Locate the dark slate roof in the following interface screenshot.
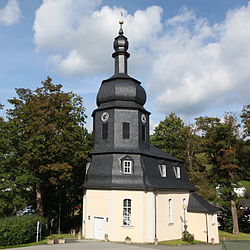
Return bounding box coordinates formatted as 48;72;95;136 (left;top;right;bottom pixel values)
92;143;180;162
187;192;219;213
96;76;146;109
147;144;181;162
239;199;250;208
84;148;196;191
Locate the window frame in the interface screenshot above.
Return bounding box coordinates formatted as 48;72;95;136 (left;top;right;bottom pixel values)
122;160;133;174
159;164;167;177
173;166;181;179
142;125;146;142
122;122;130;139
168;198;173;224
102;123;108;139
123;199;132;226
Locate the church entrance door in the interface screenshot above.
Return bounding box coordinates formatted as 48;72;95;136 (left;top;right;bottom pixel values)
94;217;104;240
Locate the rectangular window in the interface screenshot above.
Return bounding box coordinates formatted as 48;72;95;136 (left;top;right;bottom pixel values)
123;122;130;139
168;199;173;224
102;123;108;139
123;160;132;174
211;214;216;225
183;198;187;224
142;125;146;142
159;164;167;177
123;199;131;225
173;166;181;178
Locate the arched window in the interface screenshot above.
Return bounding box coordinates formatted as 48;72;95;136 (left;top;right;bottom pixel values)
168;199;173;224
123;199;131;225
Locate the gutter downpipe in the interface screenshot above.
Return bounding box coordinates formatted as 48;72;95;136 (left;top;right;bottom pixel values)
205;213;209;243
154;191;158;244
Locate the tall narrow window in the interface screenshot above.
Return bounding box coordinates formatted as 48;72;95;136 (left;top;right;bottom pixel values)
168;199;173;224
183;198;187;224
102;123;108;139
123;122;130;139
142;125;146;142
123;199;131;225
211;214;216;225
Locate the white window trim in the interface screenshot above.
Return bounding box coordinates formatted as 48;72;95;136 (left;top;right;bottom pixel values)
123;160;132;174
159;164;167;177
211;214;216;225
173;166;181;178
168;199;173;224
122;199;132;226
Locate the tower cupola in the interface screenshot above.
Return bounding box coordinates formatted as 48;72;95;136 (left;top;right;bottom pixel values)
96;21;147;110
112;21;130;75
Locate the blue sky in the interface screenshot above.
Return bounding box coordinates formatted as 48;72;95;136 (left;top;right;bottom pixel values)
0;0;250;132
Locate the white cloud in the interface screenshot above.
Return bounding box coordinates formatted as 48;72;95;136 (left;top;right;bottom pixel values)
33;0;250;118
33;0;162;76
148;2;250;116
0;0;21;26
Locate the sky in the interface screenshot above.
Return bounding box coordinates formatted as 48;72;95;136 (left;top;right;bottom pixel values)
0;0;250;132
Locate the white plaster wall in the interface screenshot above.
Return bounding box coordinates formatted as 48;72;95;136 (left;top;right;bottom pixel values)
83;189;219;244
187;212;219;243
156;191;189;241
84;189;147;243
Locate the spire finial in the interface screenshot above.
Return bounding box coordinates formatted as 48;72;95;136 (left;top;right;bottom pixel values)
119;12;124;35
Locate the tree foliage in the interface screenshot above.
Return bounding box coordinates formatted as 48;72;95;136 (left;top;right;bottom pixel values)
195;113;240;234
151;112;185;158
240;104;250;138
3;77;92;229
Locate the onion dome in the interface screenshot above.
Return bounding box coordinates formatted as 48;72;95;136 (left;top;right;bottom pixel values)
96;21;147;110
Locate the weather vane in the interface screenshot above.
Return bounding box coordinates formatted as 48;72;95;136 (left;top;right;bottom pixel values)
119;11;124;27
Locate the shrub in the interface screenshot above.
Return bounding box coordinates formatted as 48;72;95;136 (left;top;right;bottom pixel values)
0;215;47;246
182;232;194;243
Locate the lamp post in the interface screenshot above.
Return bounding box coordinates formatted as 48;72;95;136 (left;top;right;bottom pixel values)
183;204;188;234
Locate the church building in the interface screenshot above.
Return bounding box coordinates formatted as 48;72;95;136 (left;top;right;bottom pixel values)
82;22;219;244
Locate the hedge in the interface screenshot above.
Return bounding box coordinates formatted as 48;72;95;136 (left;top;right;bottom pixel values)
0;215;47;246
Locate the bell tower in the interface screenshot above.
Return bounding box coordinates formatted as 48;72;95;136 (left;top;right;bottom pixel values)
92;21;150;157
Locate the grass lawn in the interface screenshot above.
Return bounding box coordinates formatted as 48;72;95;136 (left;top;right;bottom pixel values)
219;230;250;240
159;239;204;246
0;240;47;249
0;234;77;249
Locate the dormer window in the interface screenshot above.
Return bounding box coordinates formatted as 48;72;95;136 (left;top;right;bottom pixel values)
159;164;167;177
123;160;132;174
121;156;133;174
173;166;181;179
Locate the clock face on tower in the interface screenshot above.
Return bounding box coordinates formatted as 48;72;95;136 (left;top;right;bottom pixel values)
101;112;109;122
141;114;146;123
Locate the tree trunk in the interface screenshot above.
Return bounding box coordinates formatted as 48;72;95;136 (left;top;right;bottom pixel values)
36;183;44;216
231;199;239;235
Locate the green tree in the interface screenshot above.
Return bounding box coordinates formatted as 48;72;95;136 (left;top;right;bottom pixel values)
7;77;92;225
240;104;250;138
238;105;250;181
0;105;34;216
195;113;240;234
150;113;210;193
151;112;185;158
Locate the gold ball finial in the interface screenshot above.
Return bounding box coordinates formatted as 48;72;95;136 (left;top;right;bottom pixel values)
119;20;124;25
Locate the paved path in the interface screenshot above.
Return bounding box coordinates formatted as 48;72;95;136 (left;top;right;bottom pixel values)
7;240;222;250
